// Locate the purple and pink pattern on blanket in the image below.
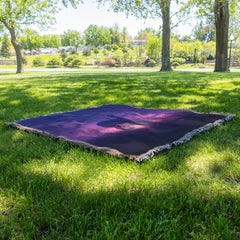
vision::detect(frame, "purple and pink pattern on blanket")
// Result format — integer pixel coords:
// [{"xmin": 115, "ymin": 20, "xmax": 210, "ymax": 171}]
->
[{"xmin": 9, "ymin": 104, "xmax": 235, "ymax": 161}]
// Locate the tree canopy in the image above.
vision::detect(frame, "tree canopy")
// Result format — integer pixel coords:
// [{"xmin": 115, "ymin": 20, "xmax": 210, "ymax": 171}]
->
[
  {"xmin": 96, "ymin": 0, "xmax": 184, "ymax": 71},
  {"xmin": 0, "ymin": 0, "xmax": 82, "ymax": 73},
  {"xmin": 61, "ymin": 30, "xmax": 83, "ymax": 49},
  {"xmin": 0, "ymin": 36, "xmax": 11, "ymax": 59},
  {"xmin": 84, "ymin": 25, "xmax": 111, "ymax": 47}
]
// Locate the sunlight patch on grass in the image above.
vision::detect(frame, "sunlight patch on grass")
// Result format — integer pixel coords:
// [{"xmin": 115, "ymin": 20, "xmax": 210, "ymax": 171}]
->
[
  {"xmin": 0, "ymin": 193, "xmax": 11, "ymax": 221},
  {"xmin": 0, "ymin": 71, "xmax": 239, "ymax": 239}
]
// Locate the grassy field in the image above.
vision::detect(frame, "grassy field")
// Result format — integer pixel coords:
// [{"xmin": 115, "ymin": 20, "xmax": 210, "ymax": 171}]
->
[{"xmin": 0, "ymin": 71, "xmax": 239, "ymax": 239}]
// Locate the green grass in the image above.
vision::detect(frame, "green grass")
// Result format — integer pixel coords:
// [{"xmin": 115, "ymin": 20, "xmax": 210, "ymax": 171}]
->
[{"xmin": 0, "ymin": 71, "xmax": 239, "ymax": 239}]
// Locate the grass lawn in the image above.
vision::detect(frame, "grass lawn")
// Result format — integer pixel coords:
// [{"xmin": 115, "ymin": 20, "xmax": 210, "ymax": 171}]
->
[{"xmin": 0, "ymin": 71, "xmax": 239, "ymax": 239}]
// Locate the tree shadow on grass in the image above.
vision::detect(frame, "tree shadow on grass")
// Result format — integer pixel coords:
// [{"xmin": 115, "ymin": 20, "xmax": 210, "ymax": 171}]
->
[
  {"xmin": 1, "ymin": 71, "xmax": 239, "ymax": 170},
  {"xmin": 1, "ymin": 145, "xmax": 240, "ymax": 239},
  {"xmin": 0, "ymin": 71, "xmax": 216, "ymax": 119},
  {"xmin": 0, "ymin": 71, "xmax": 240, "ymax": 239}
]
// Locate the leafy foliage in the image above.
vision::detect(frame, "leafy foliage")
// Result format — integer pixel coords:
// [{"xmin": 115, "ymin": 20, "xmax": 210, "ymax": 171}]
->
[
  {"xmin": 84, "ymin": 25, "xmax": 111, "ymax": 47},
  {"xmin": 71, "ymin": 57, "xmax": 83, "ymax": 67},
  {"xmin": 193, "ymin": 21, "xmax": 215, "ymax": 42},
  {"xmin": 61, "ymin": 30, "xmax": 83, "ymax": 49},
  {"xmin": 112, "ymin": 55, "xmax": 124, "ymax": 67},
  {"xmin": 47, "ymin": 56, "xmax": 63, "ymax": 67},
  {"xmin": 22, "ymin": 56, "xmax": 28, "ymax": 65},
  {"xmin": 171, "ymin": 61, "xmax": 180, "ymax": 68},
  {"xmin": 64, "ymin": 55, "xmax": 76, "ymax": 66},
  {"xmin": 94, "ymin": 48, "xmax": 100, "ymax": 54},
  {"xmin": 170, "ymin": 57, "xmax": 185, "ymax": 64},
  {"xmin": 60, "ymin": 49, "xmax": 68, "ymax": 60},
  {"xmin": 19, "ymin": 29, "xmax": 42, "ymax": 51},
  {"xmin": 0, "ymin": 37, "xmax": 11, "ymax": 59},
  {"xmin": 33, "ymin": 56, "xmax": 45, "ymax": 67},
  {"xmin": 64, "ymin": 55, "xmax": 83, "ymax": 67},
  {"xmin": 144, "ymin": 58, "xmax": 157, "ymax": 67},
  {"xmin": 102, "ymin": 57, "xmax": 116, "ymax": 67},
  {"xmin": 0, "ymin": 0, "xmax": 59, "ymax": 31},
  {"xmin": 146, "ymin": 36, "xmax": 161, "ymax": 63},
  {"xmin": 82, "ymin": 49, "xmax": 91, "ymax": 57},
  {"xmin": 40, "ymin": 34, "xmax": 62, "ymax": 48},
  {"xmin": 70, "ymin": 48, "xmax": 78, "ymax": 55}
]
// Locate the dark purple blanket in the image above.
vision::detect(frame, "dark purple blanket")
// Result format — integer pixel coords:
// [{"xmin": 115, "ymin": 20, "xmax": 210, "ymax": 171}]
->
[{"xmin": 5, "ymin": 105, "xmax": 235, "ymax": 162}]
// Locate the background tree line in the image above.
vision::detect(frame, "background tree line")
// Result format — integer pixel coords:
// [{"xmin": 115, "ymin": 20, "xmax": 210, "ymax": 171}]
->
[
  {"xmin": 1, "ymin": 25, "xmax": 240, "ymax": 69},
  {"xmin": 0, "ymin": 0, "xmax": 239, "ymax": 73}
]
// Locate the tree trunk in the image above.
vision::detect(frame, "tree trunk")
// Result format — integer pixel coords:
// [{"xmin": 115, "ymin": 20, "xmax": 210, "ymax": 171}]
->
[
  {"xmin": 214, "ymin": 0, "xmax": 229, "ymax": 72},
  {"xmin": 9, "ymin": 27, "xmax": 24, "ymax": 73},
  {"xmin": 160, "ymin": 0, "xmax": 172, "ymax": 71}
]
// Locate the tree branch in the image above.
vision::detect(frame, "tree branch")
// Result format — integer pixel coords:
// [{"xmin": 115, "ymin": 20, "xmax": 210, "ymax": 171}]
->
[{"xmin": 0, "ymin": 17, "xmax": 11, "ymax": 30}]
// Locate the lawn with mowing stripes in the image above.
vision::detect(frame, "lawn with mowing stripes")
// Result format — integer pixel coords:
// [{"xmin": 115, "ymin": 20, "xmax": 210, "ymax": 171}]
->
[{"xmin": 0, "ymin": 71, "xmax": 240, "ymax": 239}]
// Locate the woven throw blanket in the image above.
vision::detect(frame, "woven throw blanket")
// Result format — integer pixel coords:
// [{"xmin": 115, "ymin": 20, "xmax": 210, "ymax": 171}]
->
[{"xmin": 5, "ymin": 104, "xmax": 235, "ymax": 162}]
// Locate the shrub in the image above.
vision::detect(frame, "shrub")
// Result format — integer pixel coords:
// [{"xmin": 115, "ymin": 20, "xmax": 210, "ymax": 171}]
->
[
  {"xmin": 173, "ymin": 50, "xmax": 187, "ymax": 59},
  {"xmin": 33, "ymin": 56, "xmax": 45, "ymax": 67},
  {"xmin": 102, "ymin": 57, "xmax": 116, "ymax": 67},
  {"xmin": 114, "ymin": 49, "xmax": 124, "ymax": 55},
  {"xmin": 71, "ymin": 57, "xmax": 83, "ymax": 67},
  {"xmin": 64, "ymin": 56, "xmax": 83, "ymax": 67},
  {"xmin": 112, "ymin": 44, "xmax": 119, "ymax": 51},
  {"xmin": 171, "ymin": 62, "xmax": 180, "ymax": 68},
  {"xmin": 112, "ymin": 55, "xmax": 123, "ymax": 67},
  {"xmin": 122, "ymin": 47, "xmax": 128, "ymax": 53},
  {"xmin": 208, "ymin": 54, "xmax": 215, "ymax": 60},
  {"xmin": 94, "ymin": 58, "xmax": 101, "ymax": 66},
  {"xmin": 82, "ymin": 49, "xmax": 91, "ymax": 57},
  {"xmin": 103, "ymin": 49, "xmax": 108, "ymax": 55},
  {"xmin": 47, "ymin": 57, "xmax": 62, "ymax": 68},
  {"xmin": 94, "ymin": 48, "xmax": 99, "ymax": 54},
  {"xmin": 70, "ymin": 48, "xmax": 78, "ymax": 55},
  {"xmin": 126, "ymin": 60, "xmax": 134, "ymax": 67},
  {"xmin": 144, "ymin": 58, "xmax": 156, "ymax": 67},
  {"xmin": 60, "ymin": 49, "xmax": 68, "ymax": 60},
  {"xmin": 64, "ymin": 56, "xmax": 75, "ymax": 66},
  {"xmin": 193, "ymin": 49, "xmax": 199, "ymax": 63},
  {"xmin": 129, "ymin": 43, "xmax": 134, "ymax": 50},
  {"xmin": 22, "ymin": 56, "xmax": 28, "ymax": 65},
  {"xmin": 106, "ymin": 45, "xmax": 112, "ymax": 51},
  {"xmin": 133, "ymin": 58, "xmax": 143, "ymax": 67},
  {"xmin": 123, "ymin": 53, "xmax": 130, "ymax": 67},
  {"xmin": 200, "ymin": 56, "xmax": 207, "ymax": 64},
  {"xmin": 170, "ymin": 58, "xmax": 185, "ymax": 65}
]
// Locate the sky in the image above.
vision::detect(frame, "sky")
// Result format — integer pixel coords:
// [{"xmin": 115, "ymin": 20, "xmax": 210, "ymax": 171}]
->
[{"xmin": 40, "ymin": 1, "xmax": 195, "ymax": 37}]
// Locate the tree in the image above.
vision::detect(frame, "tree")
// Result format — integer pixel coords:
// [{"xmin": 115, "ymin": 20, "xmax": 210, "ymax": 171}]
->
[
  {"xmin": 61, "ymin": 30, "xmax": 83, "ymax": 49},
  {"xmin": 0, "ymin": 0, "xmax": 60, "ymax": 73},
  {"xmin": 1, "ymin": 36, "xmax": 11, "ymax": 59},
  {"xmin": 40, "ymin": 34, "xmax": 61, "ymax": 48},
  {"xmin": 0, "ymin": 0, "xmax": 82, "ymax": 73},
  {"xmin": 134, "ymin": 28, "xmax": 154, "ymax": 44},
  {"xmin": 121, "ymin": 27, "xmax": 128, "ymax": 44},
  {"xmin": 84, "ymin": 25, "xmax": 111, "ymax": 47},
  {"xmin": 193, "ymin": 21, "xmax": 215, "ymax": 42},
  {"xmin": 229, "ymin": 5, "xmax": 240, "ymax": 40},
  {"xmin": 214, "ymin": 0, "xmax": 229, "ymax": 71},
  {"xmin": 159, "ymin": 0, "xmax": 172, "ymax": 71},
  {"xmin": 109, "ymin": 24, "xmax": 121, "ymax": 45},
  {"xmin": 20, "ymin": 29, "xmax": 42, "ymax": 51},
  {"xmin": 146, "ymin": 36, "xmax": 162, "ymax": 63},
  {"xmin": 96, "ymin": 0, "xmax": 177, "ymax": 71},
  {"xmin": 188, "ymin": 0, "xmax": 239, "ymax": 72}
]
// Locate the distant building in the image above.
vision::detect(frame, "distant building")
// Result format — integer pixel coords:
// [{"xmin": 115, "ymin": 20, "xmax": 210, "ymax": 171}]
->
[
  {"xmin": 78, "ymin": 45, "xmax": 89, "ymax": 52},
  {"xmin": 58, "ymin": 46, "xmax": 75, "ymax": 53},
  {"xmin": 39, "ymin": 48, "xmax": 58, "ymax": 54},
  {"xmin": 24, "ymin": 50, "xmax": 41, "ymax": 55},
  {"xmin": 132, "ymin": 40, "xmax": 147, "ymax": 47}
]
